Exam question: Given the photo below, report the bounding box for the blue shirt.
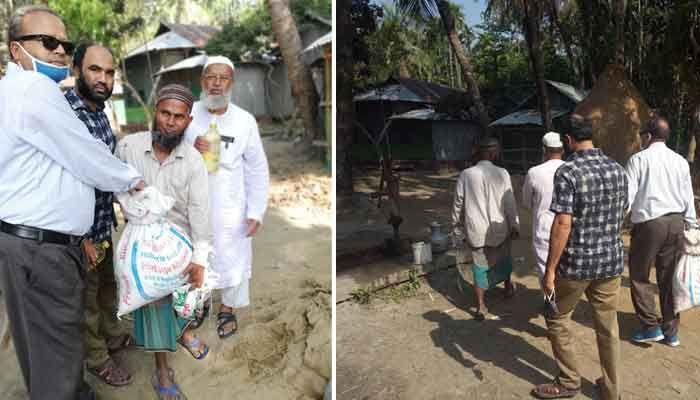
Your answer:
[64,88,116,242]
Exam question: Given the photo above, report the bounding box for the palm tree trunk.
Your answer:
[337,0,354,195]
[266,0,322,141]
[435,0,490,131]
[548,0,583,88]
[612,0,627,63]
[523,0,552,131]
[579,1,598,86]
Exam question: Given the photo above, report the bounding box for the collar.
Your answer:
[5,61,23,77]
[476,160,494,166]
[65,88,105,112]
[144,132,186,159]
[572,148,602,157]
[648,141,667,150]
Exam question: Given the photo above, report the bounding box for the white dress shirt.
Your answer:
[452,160,519,248]
[185,101,270,289]
[0,62,141,236]
[626,142,697,226]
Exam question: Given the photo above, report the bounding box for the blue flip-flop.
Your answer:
[151,368,187,400]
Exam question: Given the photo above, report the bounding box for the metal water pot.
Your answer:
[430,221,448,253]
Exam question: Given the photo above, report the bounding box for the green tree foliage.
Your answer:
[350,0,383,88]
[48,0,127,56]
[355,4,472,90]
[206,0,330,62]
[204,4,272,62]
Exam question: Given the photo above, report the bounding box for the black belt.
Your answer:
[0,220,83,246]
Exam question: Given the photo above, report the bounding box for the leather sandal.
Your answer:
[216,311,238,339]
[87,358,133,387]
[531,381,579,399]
[176,335,209,360]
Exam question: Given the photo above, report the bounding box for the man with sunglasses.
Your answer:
[0,6,144,400]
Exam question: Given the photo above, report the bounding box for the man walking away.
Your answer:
[626,116,697,347]
[452,137,519,321]
[532,115,628,400]
[522,132,565,293]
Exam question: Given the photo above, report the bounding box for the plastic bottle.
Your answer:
[202,122,221,173]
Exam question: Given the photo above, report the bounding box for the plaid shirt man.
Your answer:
[64,88,116,243]
[550,148,629,280]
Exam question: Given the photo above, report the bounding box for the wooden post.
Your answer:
[323,44,332,166]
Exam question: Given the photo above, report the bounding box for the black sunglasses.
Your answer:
[17,34,74,55]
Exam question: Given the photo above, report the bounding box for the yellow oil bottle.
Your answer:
[202,122,221,173]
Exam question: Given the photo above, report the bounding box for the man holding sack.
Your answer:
[116,84,212,399]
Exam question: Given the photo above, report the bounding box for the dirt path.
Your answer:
[337,254,700,400]
[337,168,700,400]
[0,137,331,400]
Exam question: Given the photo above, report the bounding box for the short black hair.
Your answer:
[72,42,114,69]
[479,136,499,150]
[568,114,594,141]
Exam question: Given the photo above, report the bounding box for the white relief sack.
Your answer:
[115,187,192,317]
[673,229,700,314]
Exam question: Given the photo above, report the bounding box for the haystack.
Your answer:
[574,64,651,165]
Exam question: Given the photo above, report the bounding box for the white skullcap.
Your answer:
[542,131,563,148]
[203,55,235,73]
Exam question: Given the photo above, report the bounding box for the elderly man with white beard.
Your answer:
[184,55,270,339]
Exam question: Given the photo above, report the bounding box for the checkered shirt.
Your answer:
[550,148,629,280]
[64,89,116,242]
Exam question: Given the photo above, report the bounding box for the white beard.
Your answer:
[201,89,232,110]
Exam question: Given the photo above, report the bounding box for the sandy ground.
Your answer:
[0,136,331,400]
[337,167,700,400]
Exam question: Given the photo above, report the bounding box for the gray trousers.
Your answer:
[0,231,89,400]
[629,213,684,337]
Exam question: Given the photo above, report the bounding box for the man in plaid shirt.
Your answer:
[532,115,628,400]
[65,43,132,386]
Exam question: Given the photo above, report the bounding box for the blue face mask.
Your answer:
[16,43,69,83]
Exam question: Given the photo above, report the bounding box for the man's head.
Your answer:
[563,114,594,152]
[72,43,115,105]
[152,84,194,151]
[542,131,564,159]
[8,5,72,75]
[640,116,670,149]
[200,55,235,111]
[478,136,500,161]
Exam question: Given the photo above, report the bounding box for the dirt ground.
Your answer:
[0,136,332,400]
[337,167,700,400]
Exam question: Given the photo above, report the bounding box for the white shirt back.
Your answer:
[452,160,519,248]
[522,159,565,246]
[626,142,696,225]
[0,62,141,235]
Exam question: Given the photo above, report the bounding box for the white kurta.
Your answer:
[185,101,270,289]
[451,160,520,249]
[521,158,565,277]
